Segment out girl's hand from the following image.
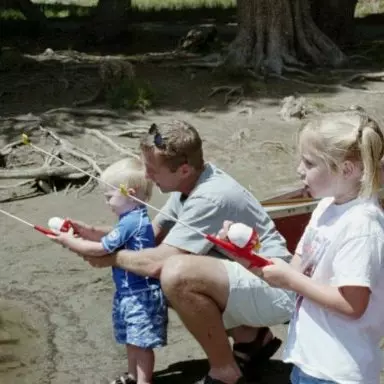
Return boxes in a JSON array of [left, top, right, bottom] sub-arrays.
[[253, 258, 296, 289], [217, 220, 234, 240]]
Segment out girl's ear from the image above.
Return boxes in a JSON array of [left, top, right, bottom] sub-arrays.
[[342, 160, 359, 178]]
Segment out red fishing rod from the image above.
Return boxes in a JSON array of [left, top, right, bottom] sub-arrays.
[[0, 208, 57, 237]]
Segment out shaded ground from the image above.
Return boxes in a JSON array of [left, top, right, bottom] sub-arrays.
[[1, 12, 384, 384]]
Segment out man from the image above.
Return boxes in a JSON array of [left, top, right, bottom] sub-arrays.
[[73, 121, 295, 384]]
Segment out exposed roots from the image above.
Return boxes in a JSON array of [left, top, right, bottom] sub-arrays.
[[0, 108, 145, 201], [209, 86, 244, 104]]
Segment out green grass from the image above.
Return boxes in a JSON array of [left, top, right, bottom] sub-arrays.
[[1, 0, 235, 20], [0, 0, 383, 20], [355, 0, 384, 17], [132, 0, 234, 10], [31, 0, 235, 9]]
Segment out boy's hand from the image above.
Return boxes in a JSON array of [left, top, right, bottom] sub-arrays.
[[65, 219, 93, 239], [49, 231, 75, 248], [253, 258, 296, 289]]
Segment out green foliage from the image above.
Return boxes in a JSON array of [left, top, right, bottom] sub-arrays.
[[106, 78, 156, 112], [355, 0, 384, 17], [132, 0, 234, 10]]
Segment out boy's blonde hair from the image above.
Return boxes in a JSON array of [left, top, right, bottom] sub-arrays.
[[299, 109, 384, 198], [140, 120, 204, 172], [100, 157, 152, 201]]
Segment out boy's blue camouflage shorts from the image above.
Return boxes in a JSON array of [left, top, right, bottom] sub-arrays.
[[112, 286, 168, 348]]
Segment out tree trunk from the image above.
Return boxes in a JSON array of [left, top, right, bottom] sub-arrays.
[[311, 0, 358, 45], [225, 0, 346, 75], [92, 0, 131, 23], [87, 0, 131, 42]]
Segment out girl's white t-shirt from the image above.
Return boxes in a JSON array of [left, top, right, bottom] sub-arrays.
[[283, 197, 384, 384]]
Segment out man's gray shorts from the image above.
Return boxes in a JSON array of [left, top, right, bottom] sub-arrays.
[[221, 260, 295, 329]]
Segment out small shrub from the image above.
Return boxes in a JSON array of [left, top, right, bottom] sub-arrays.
[[106, 78, 155, 112]]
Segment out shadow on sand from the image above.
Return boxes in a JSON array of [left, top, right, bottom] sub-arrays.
[[154, 358, 292, 384]]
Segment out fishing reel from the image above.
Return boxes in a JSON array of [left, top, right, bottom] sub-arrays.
[[206, 223, 272, 268], [48, 217, 75, 236]]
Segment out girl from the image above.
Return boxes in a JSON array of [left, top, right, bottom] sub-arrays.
[[221, 110, 384, 384]]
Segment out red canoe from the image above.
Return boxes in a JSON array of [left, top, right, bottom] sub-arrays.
[[263, 187, 384, 253], [262, 188, 317, 254]]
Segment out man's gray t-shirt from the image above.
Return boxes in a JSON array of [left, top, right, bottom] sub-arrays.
[[154, 163, 291, 261]]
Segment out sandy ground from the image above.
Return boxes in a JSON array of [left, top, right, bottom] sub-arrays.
[[1, 55, 384, 384]]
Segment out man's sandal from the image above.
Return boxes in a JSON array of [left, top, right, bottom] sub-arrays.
[[232, 327, 282, 378], [202, 375, 247, 384], [109, 372, 136, 384]]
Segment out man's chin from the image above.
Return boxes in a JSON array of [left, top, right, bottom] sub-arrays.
[[156, 185, 168, 194]]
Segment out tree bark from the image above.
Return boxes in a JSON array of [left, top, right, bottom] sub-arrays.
[[311, 0, 358, 44], [225, 0, 346, 75], [92, 0, 131, 23]]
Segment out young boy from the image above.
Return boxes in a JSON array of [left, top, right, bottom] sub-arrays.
[[52, 157, 168, 384]]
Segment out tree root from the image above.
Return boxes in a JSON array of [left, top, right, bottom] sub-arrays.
[[42, 107, 120, 118], [85, 129, 139, 158], [0, 180, 35, 190], [209, 86, 244, 104], [271, 73, 384, 94], [0, 107, 148, 200], [0, 165, 90, 179], [109, 127, 148, 138]]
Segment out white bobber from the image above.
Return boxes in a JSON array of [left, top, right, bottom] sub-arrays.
[[227, 223, 256, 249], [48, 217, 74, 235]]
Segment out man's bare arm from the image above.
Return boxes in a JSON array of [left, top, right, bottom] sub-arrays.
[[113, 243, 189, 278]]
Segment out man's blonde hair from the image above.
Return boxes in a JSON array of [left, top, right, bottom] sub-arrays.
[[140, 120, 204, 172], [299, 109, 384, 198], [100, 157, 152, 201]]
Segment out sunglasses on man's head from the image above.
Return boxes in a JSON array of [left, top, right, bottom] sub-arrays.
[[148, 123, 166, 149], [148, 123, 189, 165]]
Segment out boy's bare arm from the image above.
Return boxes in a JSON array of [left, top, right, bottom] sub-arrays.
[[53, 233, 108, 257], [69, 219, 112, 241]]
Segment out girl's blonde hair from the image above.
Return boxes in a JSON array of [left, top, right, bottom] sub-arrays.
[[299, 109, 384, 198], [100, 157, 153, 201]]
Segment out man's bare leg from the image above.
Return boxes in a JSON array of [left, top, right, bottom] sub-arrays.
[[160, 254, 242, 384]]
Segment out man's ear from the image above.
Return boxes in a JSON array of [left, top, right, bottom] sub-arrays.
[[179, 163, 191, 176]]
